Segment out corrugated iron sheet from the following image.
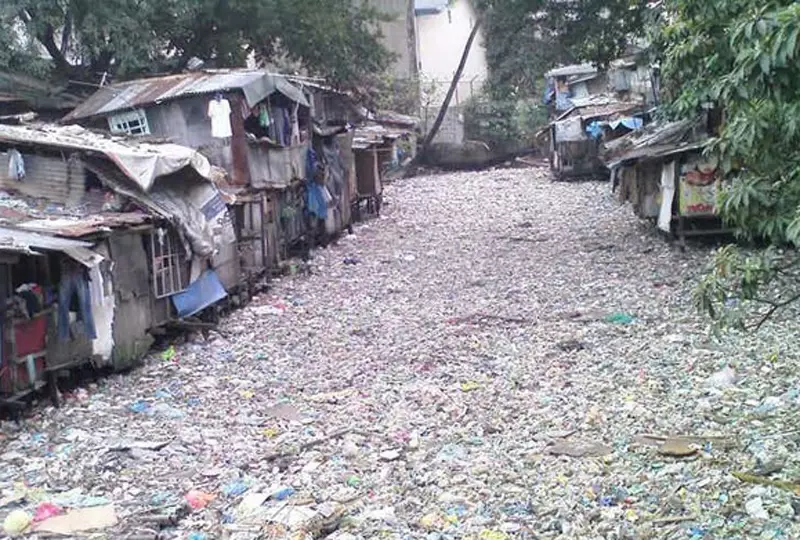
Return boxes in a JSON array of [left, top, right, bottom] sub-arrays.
[[0, 226, 92, 255], [546, 63, 598, 79], [16, 213, 150, 238], [64, 70, 309, 122], [0, 123, 212, 192]]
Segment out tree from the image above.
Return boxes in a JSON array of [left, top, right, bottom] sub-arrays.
[[420, 14, 484, 156], [477, 0, 648, 100], [653, 1, 800, 329], [0, 0, 393, 88]]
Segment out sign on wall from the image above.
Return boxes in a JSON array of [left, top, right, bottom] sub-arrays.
[[679, 155, 719, 217]]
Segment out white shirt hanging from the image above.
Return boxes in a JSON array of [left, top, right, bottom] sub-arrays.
[[208, 99, 233, 139]]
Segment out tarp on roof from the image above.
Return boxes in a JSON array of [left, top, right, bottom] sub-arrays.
[[0, 123, 211, 192], [0, 226, 99, 266], [602, 120, 709, 169], [64, 70, 309, 122]]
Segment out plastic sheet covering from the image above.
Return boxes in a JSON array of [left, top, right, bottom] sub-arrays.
[[554, 116, 586, 142], [171, 270, 227, 317]]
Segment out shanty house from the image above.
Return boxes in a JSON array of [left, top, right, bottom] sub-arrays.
[[0, 123, 234, 406], [547, 98, 647, 180], [602, 119, 724, 245], [352, 112, 418, 218], [63, 70, 312, 277]]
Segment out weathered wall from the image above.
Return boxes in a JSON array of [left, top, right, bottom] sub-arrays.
[[363, 0, 418, 79], [143, 93, 244, 184], [0, 151, 86, 206], [247, 141, 308, 190], [421, 105, 465, 144], [108, 231, 155, 369], [416, 0, 487, 104]]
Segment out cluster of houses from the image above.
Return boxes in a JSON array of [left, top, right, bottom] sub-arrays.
[[542, 46, 724, 246], [0, 70, 417, 408]]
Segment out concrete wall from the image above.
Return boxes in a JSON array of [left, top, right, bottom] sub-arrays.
[[416, 0, 487, 105], [364, 0, 418, 80], [421, 105, 465, 144]]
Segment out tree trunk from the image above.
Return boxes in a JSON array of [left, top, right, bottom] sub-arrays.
[[419, 15, 484, 157]]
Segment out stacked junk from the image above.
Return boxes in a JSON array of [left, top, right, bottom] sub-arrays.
[[0, 70, 417, 410]]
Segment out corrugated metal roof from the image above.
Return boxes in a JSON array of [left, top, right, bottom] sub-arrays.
[[0, 226, 92, 255], [546, 63, 598, 78], [64, 70, 309, 122], [0, 123, 212, 192], [603, 120, 709, 168], [16, 213, 150, 238]]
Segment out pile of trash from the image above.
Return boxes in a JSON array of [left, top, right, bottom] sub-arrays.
[[1, 165, 799, 539]]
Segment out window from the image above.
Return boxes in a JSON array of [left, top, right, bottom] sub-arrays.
[[108, 109, 150, 135], [150, 228, 185, 298]]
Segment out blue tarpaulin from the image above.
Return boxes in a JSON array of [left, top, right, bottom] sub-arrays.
[[171, 270, 227, 318]]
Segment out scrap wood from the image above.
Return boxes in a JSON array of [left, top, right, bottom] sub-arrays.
[[650, 515, 698, 525], [731, 472, 800, 495], [446, 313, 533, 326], [635, 434, 734, 449], [264, 428, 352, 462], [34, 504, 118, 534]]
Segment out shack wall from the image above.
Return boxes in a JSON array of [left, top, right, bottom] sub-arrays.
[[143, 93, 250, 185], [247, 142, 308, 189], [108, 230, 155, 369], [0, 151, 86, 206]]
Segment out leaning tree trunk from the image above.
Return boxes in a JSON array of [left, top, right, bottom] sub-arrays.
[[419, 15, 484, 158]]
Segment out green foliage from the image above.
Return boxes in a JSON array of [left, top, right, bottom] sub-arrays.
[[478, 0, 648, 100], [463, 95, 546, 152], [0, 0, 392, 88], [656, 1, 800, 327], [695, 245, 800, 331], [371, 74, 422, 116]]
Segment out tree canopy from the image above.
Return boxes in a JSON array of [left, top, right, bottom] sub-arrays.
[[652, 1, 800, 329], [477, 0, 648, 99], [0, 0, 393, 87]]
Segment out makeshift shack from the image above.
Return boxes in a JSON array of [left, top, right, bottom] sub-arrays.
[[603, 119, 723, 245], [63, 70, 311, 278], [352, 115, 418, 219], [548, 97, 646, 180], [0, 123, 234, 385], [0, 228, 101, 407]]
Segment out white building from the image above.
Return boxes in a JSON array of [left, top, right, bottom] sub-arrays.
[[367, 0, 488, 143], [415, 0, 487, 143]]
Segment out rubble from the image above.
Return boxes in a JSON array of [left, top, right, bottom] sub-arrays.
[[1, 165, 799, 538]]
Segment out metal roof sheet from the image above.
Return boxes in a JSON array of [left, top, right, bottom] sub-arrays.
[[0, 226, 92, 255], [0, 123, 212, 192], [64, 70, 309, 122], [546, 63, 598, 78]]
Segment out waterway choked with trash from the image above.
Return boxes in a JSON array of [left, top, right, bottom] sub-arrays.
[[2, 164, 799, 539]]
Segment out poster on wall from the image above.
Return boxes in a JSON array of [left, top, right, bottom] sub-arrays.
[[679, 155, 719, 216]]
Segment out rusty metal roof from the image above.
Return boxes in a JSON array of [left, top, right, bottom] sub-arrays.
[[15, 213, 150, 238], [546, 63, 598, 79], [0, 226, 93, 255], [64, 70, 309, 122]]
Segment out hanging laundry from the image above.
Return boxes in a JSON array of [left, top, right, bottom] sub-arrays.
[[282, 108, 292, 145], [207, 97, 233, 139], [259, 105, 270, 128], [7, 149, 25, 181], [290, 102, 300, 145], [58, 264, 97, 342]]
